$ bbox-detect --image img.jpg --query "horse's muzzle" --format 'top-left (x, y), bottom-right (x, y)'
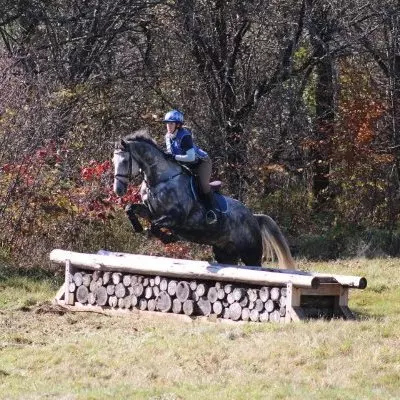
top-left (114, 180), bottom-right (127, 197)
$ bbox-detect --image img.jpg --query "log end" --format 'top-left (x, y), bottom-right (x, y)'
top-left (358, 277), bottom-right (367, 290)
top-left (311, 277), bottom-right (320, 289)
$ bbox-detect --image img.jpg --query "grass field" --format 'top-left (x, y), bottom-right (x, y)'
top-left (0, 258), bottom-right (399, 400)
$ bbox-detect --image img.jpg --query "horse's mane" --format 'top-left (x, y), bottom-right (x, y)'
top-left (122, 128), bottom-right (165, 154)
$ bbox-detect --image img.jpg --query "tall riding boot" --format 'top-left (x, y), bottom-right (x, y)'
top-left (203, 191), bottom-right (217, 225)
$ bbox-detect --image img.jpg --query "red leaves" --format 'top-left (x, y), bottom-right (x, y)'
top-left (81, 160), bottom-right (111, 181)
top-left (0, 143), bottom-right (142, 224)
top-left (76, 160), bottom-right (141, 221)
top-left (162, 242), bottom-right (191, 259)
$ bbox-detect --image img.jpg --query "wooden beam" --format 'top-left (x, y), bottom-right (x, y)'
top-left (311, 273), bottom-right (367, 289)
top-left (339, 306), bottom-right (356, 320)
top-left (301, 284), bottom-right (341, 297)
top-left (94, 250), bottom-right (367, 288)
top-left (50, 249), bottom-right (320, 289)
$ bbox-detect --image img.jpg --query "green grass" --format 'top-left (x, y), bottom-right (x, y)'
top-left (0, 258), bottom-right (399, 400)
top-left (0, 265), bottom-right (61, 310)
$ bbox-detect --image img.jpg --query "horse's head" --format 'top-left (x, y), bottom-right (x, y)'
top-left (113, 139), bottom-right (140, 197)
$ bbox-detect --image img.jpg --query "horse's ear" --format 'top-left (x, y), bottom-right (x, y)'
top-left (118, 138), bottom-right (127, 150)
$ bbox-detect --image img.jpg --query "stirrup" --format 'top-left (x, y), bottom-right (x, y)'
top-left (206, 210), bottom-right (217, 225)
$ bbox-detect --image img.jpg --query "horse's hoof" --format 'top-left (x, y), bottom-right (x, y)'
top-left (143, 228), bottom-right (152, 238)
top-left (125, 204), bottom-right (134, 213)
top-left (133, 225), bottom-right (144, 233)
top-left (128, 217), bottom-right (143, 233)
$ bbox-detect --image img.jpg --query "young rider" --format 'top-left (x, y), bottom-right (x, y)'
top-left (163, 109), bottom-right (217, 225)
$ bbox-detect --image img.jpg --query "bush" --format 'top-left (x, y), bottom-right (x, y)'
top-left (294, 227), bottom-right (400, 260)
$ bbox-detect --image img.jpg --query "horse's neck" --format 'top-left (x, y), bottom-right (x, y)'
top-left (134, 142), bottom-right (181, 186)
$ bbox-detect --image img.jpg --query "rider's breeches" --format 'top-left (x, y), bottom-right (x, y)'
top-left (198, 156), bottom-right (212, 194)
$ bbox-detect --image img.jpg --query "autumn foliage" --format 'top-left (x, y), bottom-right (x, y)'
top-left (329, 63), bottom-right (395, 227)
top-left (0, 141), bottom-right (141, 259)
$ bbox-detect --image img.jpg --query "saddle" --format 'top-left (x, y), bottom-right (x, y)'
top-left (176, 161), bottom-right (228, 214)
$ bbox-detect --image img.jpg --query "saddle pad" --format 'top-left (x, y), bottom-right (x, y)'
top-left (190, 177), bottom-right (228, 213)
top-left (213, 192), bottom-right (228, 213)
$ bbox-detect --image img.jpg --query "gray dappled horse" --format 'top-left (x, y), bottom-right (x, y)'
top-left (113, 131), bottom-right (295, 269)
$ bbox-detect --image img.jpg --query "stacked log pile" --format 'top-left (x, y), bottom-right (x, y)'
top-left (52, 249), bottom-right (367, 323)
top-left (68, 269), bottom-right (288, 322)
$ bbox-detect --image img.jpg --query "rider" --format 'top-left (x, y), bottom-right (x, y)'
top-left (163, 109), bottom-right (218, 225)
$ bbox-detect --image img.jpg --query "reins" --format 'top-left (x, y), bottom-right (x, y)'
top-left (143, 167), bottom-right (184, 198)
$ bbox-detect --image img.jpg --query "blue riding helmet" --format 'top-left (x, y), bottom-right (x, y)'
top-left (163, 110), bottom-right (184, 124)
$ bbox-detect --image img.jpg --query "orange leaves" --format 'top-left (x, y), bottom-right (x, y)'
top-left (339, 98), bottom-right (385, 148)
top-left (0, 141), bottom-right (143, 228)
top-left (334, 62), bottom-right (388, 168)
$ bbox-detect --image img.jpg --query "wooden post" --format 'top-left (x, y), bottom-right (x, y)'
top-left (286, 282), bottom-right (305, 322)
top-left (64, 260), bottom-right (74, 305)
top-left (337, 287), bottom-right (355, 320)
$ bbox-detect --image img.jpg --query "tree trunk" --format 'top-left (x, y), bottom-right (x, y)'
top-left (312, 58), bottom-right (334, 205)
top-left (306, 0), bottom-right (335, 207)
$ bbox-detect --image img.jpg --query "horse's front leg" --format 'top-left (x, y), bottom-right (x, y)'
top-left (150, 224), bottom-right (178, 244)
top-left (126, 204), bottom-right (178, 244)
top-left (151, 215), bottom-right (179, 244)
top-left (152, 215), bottom-right (175, 229)
top-left (125, 204), bottom-right (151, 233)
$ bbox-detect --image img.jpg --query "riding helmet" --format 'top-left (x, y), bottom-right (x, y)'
top-left (163, 109), bottom-right (184, 124)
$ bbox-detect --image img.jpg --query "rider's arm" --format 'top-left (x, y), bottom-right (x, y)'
top-left (175, 148), bottom-right (196, 162)
top-left (174, 135), bottom-right (196, 162)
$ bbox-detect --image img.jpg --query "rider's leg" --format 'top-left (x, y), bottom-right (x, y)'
top-left (198, 157), bottom-right (217, 224)
top-left (203, 192), bottom-right (217, 224)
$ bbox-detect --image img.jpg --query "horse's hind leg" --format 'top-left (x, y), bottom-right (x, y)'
top-left (240, 244), bottom-right (263, 266)
top-left (213, 244), bottom-right (239, 265)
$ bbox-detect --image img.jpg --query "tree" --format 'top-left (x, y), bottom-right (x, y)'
top-left (157, 0), bottom-right (308, 199)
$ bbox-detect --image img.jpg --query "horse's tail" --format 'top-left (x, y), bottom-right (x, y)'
top-left (254, 214), bottom-right (296, 269)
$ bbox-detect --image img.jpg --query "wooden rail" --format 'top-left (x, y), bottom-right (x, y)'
top-left (50, 249), bottom-right (321, 289)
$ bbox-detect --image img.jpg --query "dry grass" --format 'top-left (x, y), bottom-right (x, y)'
top-left (0, 258), bottom-right (399, 400)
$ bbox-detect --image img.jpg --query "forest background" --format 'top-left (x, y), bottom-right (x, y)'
top-left (0, 0), bottom-right (399, 268)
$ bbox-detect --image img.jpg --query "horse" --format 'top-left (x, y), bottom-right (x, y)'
top-left (113, 130), bottom-right (296, 268)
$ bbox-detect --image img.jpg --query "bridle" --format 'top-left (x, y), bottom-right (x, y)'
top-left (114, 141), bottom-right (184, 194)
top-left (113, 147), bottom-right (139, 187)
